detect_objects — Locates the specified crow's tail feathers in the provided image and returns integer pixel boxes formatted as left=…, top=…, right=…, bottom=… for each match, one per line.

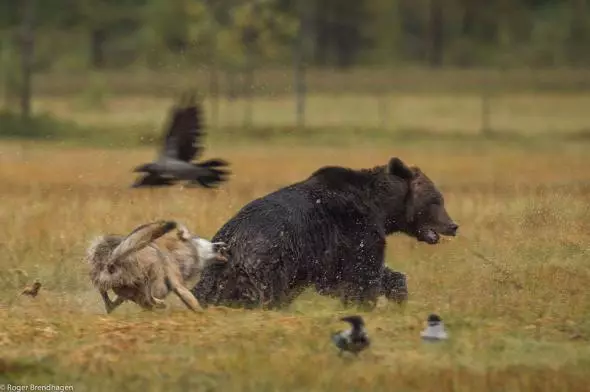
left=192, top=159, right=231, bottom=188
left=198, top=159, right=230, bottom=169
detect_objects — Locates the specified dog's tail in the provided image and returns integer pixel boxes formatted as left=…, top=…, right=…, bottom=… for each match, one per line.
left=108, top=220, right=178, bottom=264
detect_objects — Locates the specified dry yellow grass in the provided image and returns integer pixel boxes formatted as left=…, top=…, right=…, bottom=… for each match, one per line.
left=0, top=139, right=589, bottom=391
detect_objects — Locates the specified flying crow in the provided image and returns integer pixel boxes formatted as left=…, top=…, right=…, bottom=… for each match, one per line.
left=131, top=94, right=230, bottom=188
left=331, top=315, right=371, bottom=356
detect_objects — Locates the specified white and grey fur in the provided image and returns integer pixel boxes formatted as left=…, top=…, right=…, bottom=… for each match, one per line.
left=173, top=223, right=228, bottom=286
left=85, top=220, right=228, bottom=314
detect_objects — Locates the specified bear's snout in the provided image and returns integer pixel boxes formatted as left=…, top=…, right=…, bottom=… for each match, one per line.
left=431, top=204, right=459, bottom=237
left=444, top=223, right=459, bottom=236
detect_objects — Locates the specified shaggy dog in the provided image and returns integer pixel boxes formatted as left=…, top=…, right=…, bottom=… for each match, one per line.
left=85, top=220, right=228, bottom=313
left=193, top=156, right=458, bottom=310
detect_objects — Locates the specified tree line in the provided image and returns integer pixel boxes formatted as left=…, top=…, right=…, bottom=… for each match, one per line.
left=1, top=0, right=589, bottom=72
left=1, top=0, right=589, bottom=122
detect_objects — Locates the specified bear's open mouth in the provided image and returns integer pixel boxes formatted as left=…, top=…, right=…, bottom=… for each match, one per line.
left=418, top=228, right=440, bottom=244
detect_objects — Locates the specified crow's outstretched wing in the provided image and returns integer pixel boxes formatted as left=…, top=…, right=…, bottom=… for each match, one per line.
left=160, top=94, right=204, bottom=163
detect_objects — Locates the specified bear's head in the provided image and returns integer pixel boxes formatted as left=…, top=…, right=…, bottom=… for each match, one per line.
left=384, top=157, right=458, bottom=244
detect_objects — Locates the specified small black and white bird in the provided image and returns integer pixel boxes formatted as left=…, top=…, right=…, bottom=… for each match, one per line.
left=131, top=93, right=230, bottom=189
left=331, top=315, right=370, bottom=356
left=420, top=313, right=449, bottom=341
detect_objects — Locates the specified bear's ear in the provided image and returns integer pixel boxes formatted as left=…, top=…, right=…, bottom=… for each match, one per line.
left=387, top=157, right=414, bottom=180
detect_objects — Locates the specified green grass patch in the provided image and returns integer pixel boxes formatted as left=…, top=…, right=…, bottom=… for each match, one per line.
left=4, top=121, right=588, bottom=152
left=0, top=110, right=148, bottom=148
left=0, top=110, right=82, bottom=141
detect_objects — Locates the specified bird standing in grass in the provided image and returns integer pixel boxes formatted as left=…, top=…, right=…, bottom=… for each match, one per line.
left=420, top=313, right=448, bottom=341
left=131, top=93, right=230, bottom=189
left=331, top=315, right=370, bottom=356
left=20, top=280, right=41, bottom=298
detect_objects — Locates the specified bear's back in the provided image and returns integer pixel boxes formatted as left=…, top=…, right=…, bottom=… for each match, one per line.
left=212, top=180, right=315, bottom=243
left=212, top=166, right=380, bottom=246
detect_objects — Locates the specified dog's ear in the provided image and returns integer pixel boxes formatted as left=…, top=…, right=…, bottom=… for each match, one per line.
left=387, top=157, right=414, bottom=180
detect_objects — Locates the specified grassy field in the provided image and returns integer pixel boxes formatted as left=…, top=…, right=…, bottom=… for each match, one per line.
left=1, top=122, right=589, bottom=391
left=29, top=67, right=590, bottom=97
left=1, top=69, right=590, bottom=389
left=3, top=67, right=590, bottom=139
left=31, top=92, right=590, bottom=136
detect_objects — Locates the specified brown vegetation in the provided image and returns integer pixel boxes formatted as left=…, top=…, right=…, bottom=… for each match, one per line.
left=0, top=136, right=588, bottom=390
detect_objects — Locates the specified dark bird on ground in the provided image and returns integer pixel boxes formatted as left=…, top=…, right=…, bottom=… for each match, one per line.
left=21, top=280, right=41, bottom=297
left=131, top=93, right=230, bottom=189
left=420, top=313, right=448, bottom=341
left=331, top=315, right=370, bottom=356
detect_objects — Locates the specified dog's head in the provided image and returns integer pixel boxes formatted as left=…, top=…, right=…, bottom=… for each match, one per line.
left=96, top=256, right=143, bottom=291
left=87, top=235, right=142, bottom=291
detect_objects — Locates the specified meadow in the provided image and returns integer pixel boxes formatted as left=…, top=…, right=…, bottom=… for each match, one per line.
left=1, top=69, right=589, bottom=391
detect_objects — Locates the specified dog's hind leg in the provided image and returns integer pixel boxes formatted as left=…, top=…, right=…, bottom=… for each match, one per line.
left=144, top=272, right=168, bottom=310
left=136, top=281, right=167, bottom=311
left=173, top=285, right=203, bottom=312
left=165, top=273, right=203, bottom=313
left=100, top=290, right=125, bottom=314
left=147, top=285, right=167, bottom=309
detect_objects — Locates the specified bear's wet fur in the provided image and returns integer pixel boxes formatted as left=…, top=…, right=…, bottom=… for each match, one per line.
left=192, top=157, right=458, bottom=310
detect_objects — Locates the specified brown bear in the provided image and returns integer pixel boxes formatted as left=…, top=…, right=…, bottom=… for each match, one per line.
left=191, top=156, right=458, bottom=310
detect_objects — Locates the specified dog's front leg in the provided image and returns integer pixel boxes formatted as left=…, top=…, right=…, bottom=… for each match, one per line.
left=101, top=290, right=125, bottom=314
left=109, top=296, right=126, bottom=313
left=166, top=273, right=203, bottom=313
left=173, top=285, right=204, bottom=312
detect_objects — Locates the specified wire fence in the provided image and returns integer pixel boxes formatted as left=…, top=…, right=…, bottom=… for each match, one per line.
left=149, top=67, right=590, bottom=137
